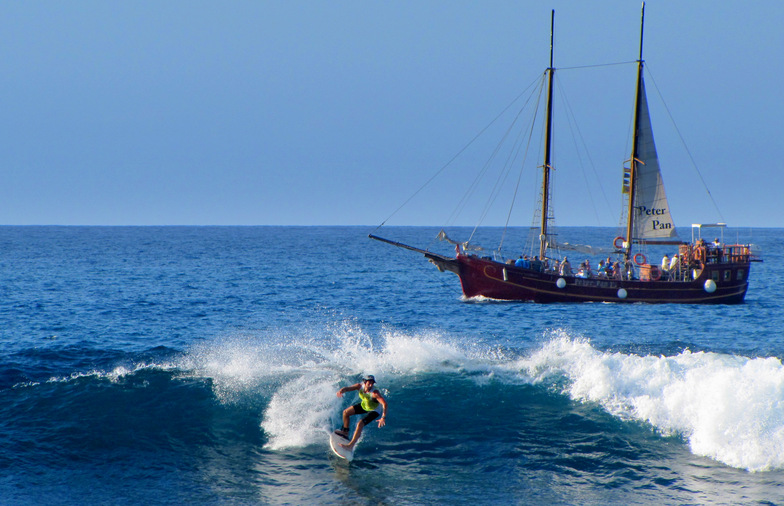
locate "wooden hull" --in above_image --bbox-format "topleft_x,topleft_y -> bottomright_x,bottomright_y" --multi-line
430,254 -> 749,304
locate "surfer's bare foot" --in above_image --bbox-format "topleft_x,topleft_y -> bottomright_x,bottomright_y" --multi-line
339,443 -> 353,450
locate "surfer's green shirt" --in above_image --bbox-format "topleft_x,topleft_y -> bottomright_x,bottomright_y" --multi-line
359,389 -> 380,411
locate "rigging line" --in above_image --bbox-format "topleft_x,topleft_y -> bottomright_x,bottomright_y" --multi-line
446,126 -> 510,233
555,78 -> 599,224
618,82 -> 636,231
522,91 -> 550,258
644,64 -> 725,222
455,113 -> 522,239
472,100 -> 533,247
465,75 -> 547,245
557,60 -> 638,71
516,103 -> 556,253
499,86 -> 542,252
444,77 -> 541,232
522,91 -> 549,256
447,114 -> 515,229
445,75 -> 544,240
554,76 -> 614,224
371,75 -> 544,235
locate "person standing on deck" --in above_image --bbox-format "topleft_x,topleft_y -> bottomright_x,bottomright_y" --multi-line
670,254 -> 680,276
560,257 -> 572,276
335,375 -> 388,450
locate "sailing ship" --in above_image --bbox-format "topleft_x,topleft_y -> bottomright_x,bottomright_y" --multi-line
370,5 -> 757,304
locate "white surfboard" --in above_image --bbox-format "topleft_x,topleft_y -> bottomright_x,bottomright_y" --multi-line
329,432 -> 354,461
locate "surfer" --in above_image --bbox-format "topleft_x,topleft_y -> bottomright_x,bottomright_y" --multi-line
334,375 -> 387,450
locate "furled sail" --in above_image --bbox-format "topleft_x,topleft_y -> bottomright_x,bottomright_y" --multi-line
631,78 -> 678,241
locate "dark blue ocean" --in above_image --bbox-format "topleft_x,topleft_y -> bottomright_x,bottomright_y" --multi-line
1,226 -> 783,505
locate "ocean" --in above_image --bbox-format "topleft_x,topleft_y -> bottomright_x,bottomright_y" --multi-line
1,225 -> 782,505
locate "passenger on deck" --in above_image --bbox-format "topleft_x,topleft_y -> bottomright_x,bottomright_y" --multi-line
597,260 -> 607,278
661,254 -> 670,272
712,238 -> 724,262
576,261 -> 592,279
612,261 -> 622,280
531,256 -> 542,272
660,254 -> 670,280
669,254 -> 679,273
560,257 -> 572,277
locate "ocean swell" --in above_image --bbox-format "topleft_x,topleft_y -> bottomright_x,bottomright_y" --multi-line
176,324 -> 784,472
521,332 -> 784,472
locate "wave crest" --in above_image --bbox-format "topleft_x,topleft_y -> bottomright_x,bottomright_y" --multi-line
177,324 -> 784,471
521,332 -> 784,472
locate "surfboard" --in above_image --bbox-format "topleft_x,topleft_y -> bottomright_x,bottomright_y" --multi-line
329,432 -> 354,461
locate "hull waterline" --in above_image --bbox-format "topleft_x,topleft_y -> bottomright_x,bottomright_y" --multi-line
447,254 -> 748,304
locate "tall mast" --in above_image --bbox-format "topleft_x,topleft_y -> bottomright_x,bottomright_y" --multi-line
624,2 -> 645,261
539,10 -> 555,260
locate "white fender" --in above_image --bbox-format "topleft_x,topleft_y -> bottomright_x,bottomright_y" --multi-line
556,277 -> 566,289
617,288 -> 627,299
704,279 -> 717,293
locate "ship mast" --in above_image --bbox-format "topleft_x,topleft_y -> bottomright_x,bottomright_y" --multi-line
539,10 -> 555,260
624,2 -> 646,262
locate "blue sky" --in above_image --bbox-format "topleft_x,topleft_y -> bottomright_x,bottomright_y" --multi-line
1,1 -> 781,226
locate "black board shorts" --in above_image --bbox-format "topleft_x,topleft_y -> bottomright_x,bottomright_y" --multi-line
352,403 -> 381,426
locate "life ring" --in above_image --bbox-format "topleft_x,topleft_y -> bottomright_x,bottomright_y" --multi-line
650,267 -> 661,281
693,246 -> 705,263
633,252 -> 647,266
613,236 -> 625,249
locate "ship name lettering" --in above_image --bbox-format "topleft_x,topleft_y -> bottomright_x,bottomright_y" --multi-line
652,220 -> 673,231
636,206 -> 667,216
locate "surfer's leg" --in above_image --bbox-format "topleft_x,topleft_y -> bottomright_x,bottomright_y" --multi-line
342,422 -> 363,449
341,405 -> 357,429
337,404 -> 362,438
362,410 -> 380,426
342,410 -> 378,449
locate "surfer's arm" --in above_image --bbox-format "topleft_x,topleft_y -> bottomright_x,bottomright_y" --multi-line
373,391 -> 388,427
336,383 -> 361,398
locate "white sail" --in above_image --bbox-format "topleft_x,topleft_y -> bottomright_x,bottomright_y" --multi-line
632,78 -> 678,240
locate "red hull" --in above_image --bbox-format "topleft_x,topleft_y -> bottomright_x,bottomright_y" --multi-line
448,254 -> 749,304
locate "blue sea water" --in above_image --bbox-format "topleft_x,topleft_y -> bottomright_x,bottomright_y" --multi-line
1,225 -> 783,505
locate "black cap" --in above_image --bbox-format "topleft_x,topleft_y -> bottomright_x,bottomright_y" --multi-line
363,375 -> 375,383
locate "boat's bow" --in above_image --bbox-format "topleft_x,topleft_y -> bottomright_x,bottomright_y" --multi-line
368,234 -> 460,274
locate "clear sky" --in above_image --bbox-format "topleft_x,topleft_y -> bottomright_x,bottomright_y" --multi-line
1,1 -> 781,227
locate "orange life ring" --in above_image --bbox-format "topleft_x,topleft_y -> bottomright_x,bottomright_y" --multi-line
633,252 -> 647,266
650,267 -> 661,281
693,246 -> 704,262
613,236 -> 625,249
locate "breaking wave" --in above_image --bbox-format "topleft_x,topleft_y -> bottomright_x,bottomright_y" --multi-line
168,323 -> 784,472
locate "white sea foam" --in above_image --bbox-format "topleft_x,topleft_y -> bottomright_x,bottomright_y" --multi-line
261,372 -> 343,450
180,324 -> 784,471
518,332 -> 784,472
177,323 -> 498,451
257,326 -> 491,450
34,361 -> 177,387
